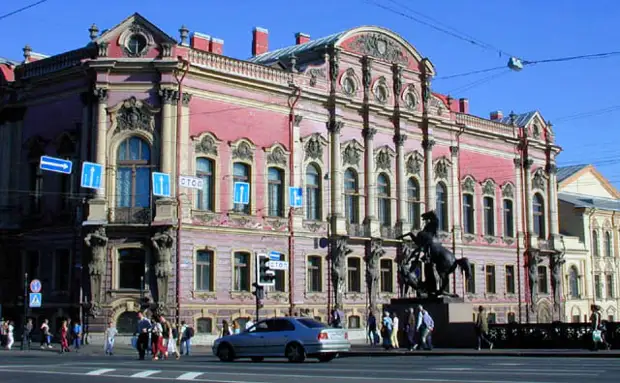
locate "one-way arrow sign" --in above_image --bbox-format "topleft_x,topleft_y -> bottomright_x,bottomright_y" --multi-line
40,156 -> 72,175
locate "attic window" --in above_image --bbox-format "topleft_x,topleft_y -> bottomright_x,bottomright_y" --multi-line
126,34 -> 147,57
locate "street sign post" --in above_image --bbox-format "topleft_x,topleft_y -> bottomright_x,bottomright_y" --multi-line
289,187 -> 303,208
39,155 -> 72,174
152,172 -> 171,197
179,175 -> 204,190
29,293 -> 42,308
29,279 -> 42,293
80,161 -> 103,190
233,182 -> 250,205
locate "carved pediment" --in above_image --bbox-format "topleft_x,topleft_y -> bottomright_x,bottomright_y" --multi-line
503,183 -> 515,198
532,168 -> 547,191
346,33 -> 409,66
230,139 -> 255,161
405,151 -> 423,175
193,132 -> 221,156
374,145 -> 395,171
108,97 -> 160,135
342,139 -> 364,167
264,143 -> 289,166
434,157 -> 451,179
302,133 -> 328,161
462,176 -> 476,193
482,179 -> 496,196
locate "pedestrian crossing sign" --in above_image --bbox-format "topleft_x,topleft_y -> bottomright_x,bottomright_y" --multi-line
29,293 -> 42,308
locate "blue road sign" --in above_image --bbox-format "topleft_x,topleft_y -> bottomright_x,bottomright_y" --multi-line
233,182 -> 250,205
29,279 -> 42,293
152,172 -> 171,197
289,187 -> 303,208
269,251 -> 281,261
81,161 -> 103,190
39,155 -> 72,174
29,293 -> 42,308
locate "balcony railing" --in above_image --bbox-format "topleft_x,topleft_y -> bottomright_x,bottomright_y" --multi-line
111,207 -> 152,224
380,225 -> 397,239
346,222 -> 368,238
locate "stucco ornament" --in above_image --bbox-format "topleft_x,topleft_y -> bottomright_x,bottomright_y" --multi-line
329,236 -> 352,308
375,149 -> 391,170
349,33 -> 409,66
151,227 -> 175,307
462,177 -> 475,193
305,134 -> 324,161
550,248 -> 566,311
406,154 -> 422,175
232,141 -> 254,161
392,64 -> 403,97
110,96 -> 159,135
527,250 -> 542,311
434,159 -> 449,179
329,48 -> 340,84
343,144 -> 361,167
84,226 -> 108,307
532,169 -> 546,191
365,238 -> 385,314
503,183 -> 514,198
195,135 -> 218,156
267,146 -> 287,166
482,180 -> 495,196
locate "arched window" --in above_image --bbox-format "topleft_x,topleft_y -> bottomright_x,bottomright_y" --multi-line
305,164 -> 321,220
569,266 -> 579,298
503,199 -> 514,238
604,231 -> 612,257
436,182 -> 448,231
407,178 -> 420,230
233,162 -> 250,214
377,173 -> 391,227
462,193 -> 474,234
592,230 -> 600,257
116,136 -> 151,209
483,196 -> 495,236
195,158 -> 214,211
532,193 -> 545,239
267,167 -> 284,217
344,168 -> 359,224
116,311 -> 139,334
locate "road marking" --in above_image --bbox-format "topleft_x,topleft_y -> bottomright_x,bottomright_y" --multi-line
490,363 -> 523,366
131,370 -> 161,378
177,372 -> 204,380
434,367 -> 473,371
85,368 -> 115,376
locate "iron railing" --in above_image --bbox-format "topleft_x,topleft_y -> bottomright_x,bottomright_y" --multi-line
488,322 -> 619,349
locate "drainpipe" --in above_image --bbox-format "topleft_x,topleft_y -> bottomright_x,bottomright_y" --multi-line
287,84 -> 301,315
174,57 -> 190,330
453,126 -> 465,294
519,128 -> 531,322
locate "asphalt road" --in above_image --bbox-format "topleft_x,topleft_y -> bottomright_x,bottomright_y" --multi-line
0,350 -> 618,383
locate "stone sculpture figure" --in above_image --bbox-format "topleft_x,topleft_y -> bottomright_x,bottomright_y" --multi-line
549,250 -> 566,311
329,236 -> 352,308
398,240 -> 423,297
151,227 -> 175,311
365,238 -> 385,314
527,250 -> 542,311
84,226 -> 108,315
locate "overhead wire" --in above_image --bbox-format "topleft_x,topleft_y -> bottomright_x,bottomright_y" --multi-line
0,0 -> 50,21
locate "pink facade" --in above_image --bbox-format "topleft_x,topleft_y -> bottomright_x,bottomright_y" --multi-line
0,13 -> 563,334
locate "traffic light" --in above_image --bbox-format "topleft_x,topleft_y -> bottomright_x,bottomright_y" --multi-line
256,253 -> 276,287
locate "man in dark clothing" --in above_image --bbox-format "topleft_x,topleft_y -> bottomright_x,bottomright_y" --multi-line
135,312 -> 152,360
21,318 -> 33,351
475,305 -> 493,350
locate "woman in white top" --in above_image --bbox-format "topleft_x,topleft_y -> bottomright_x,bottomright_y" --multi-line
40,319 -> 52,348
104,321 -> 118,355
6,321 -> 14,350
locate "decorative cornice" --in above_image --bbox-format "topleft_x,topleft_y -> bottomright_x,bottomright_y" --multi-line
326,119 -> 344,134
422,138 -> 435,151
393,133 -> 407,146
159,88 -> 176,105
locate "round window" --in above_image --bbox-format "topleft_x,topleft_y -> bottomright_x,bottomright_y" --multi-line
342,77 -> 355,95
126,34 -> 147,56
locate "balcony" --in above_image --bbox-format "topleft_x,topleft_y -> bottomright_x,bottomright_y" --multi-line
346,222 -> 368,238
111,207 -> 152,224
380,225 -> 398,239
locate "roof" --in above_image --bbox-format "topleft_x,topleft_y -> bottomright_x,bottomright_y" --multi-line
558,192 -> 620,212
557,165 -> 589,183
499,111 -> 536,127
0,57 -> 17,65
247,31 -> 346,64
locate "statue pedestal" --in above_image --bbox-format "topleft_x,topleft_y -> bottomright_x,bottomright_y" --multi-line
383,296 -> 474,348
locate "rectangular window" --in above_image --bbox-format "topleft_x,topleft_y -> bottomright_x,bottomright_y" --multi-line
463,194 -> 475,234
380,259 -> 393,293
485,265 -> 496,294
537,266 -> 548,294
274,253 -> 286,292
505,265 -> 515,294
307,256 -> 322,292
26,250 -> 40,279
195,250 -> 214,291
503,199 -> 514,238
118,248 -> 146,290
54,249 -> 71,292
306,164 -> 321,221
233,252 -> 250,292
483,197 -> 495,236
595,274 -> 602,300
347,257 -> 361,293
466,263 -> 476,294
606,274 -> 614,299
267,167 -> 284,217
195,158 -> 214,211
29,163 -> 43,213
233,163 -> 251,214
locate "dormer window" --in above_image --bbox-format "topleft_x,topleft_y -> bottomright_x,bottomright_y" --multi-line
127,34 -> 147,56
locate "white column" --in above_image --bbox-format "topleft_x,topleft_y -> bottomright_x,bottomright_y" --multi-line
328,119 -> 345,234
514,158 -> 524,239
363,128 -> 377,221
450,146 -> 461,234
94,88 -> 108,199
423,138 -> 435,211
395,133 -> 407,226
179,93 -> 191,207
159,89 -> 174,178
524,159 -> 534,237
547,162 -> 559,237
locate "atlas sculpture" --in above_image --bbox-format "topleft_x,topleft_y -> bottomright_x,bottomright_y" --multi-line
397,210 -> 472,297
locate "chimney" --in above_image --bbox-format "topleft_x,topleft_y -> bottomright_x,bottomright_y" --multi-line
252,27 -> 269,56
490,110 -> 503,121
459,98 -> 469,114
295,32 -> 310,45
190,32 -> 211,52
210,38 -> 224,55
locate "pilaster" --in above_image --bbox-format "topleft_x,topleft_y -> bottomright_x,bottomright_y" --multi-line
328,118 -> 346,235
546,162 -> 560,245
423,137 -> 435,211
394,133 -> 407,230
514,158 -> 525,246
524,159 -> 534,244
87,87 -> 108,222
292,114 -> 304,229
363,127 -> 379,236
449,145 -> 461,240
159,88 -> 175,177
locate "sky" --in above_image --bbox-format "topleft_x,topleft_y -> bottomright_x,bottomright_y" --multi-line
2,0 -> 620,188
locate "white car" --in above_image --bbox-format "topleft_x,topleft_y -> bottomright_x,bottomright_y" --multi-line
212,317 -> 350,363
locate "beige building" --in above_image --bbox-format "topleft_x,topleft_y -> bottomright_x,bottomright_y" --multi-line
558,164 -> 620,323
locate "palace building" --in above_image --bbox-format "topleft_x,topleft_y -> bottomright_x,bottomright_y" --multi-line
0,13 -> 561,336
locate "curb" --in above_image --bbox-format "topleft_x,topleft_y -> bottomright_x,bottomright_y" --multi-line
341,350 -> 620,358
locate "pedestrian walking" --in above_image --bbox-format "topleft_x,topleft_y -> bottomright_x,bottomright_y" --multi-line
475,306 -> 493,350
72,320 -> 82,351
135,312 -> 151,360
21,318 -> 33,351
417,306 -> 434,350
590,304 -> 611,350
40,319 -> 52,348
180,321 -> 194,356
59,320 -> 70,353
5,320 -> 14,350
381,311 -> 393,350
390,312 -> 400,349
367,311 -> 379,346
406,308 -> 419,351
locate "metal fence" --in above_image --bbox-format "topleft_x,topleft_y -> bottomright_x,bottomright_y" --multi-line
488,322 -> 619,349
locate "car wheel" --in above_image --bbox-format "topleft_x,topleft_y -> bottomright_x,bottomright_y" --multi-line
285,342 -> 306,363
250,357 -> 264,362
217,343 -> 235,362
317,353 -> 337,362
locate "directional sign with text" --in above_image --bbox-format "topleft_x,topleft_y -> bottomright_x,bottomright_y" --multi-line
81,161 -> 103,189
40,156 -> 72,174
233,182 -> 250,205
152,172 -> 171,197
29,293 -> 42,308
179,175 -> 204,190
29,279 -> 42,293
267,260 -> 288,270
289,187 -> 303,208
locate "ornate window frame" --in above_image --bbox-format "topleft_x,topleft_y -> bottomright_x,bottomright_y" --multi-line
377,171 -> 393,228
401,84 -> 419,111
229,138 -> 256,215
345,255 -> 364,295
371,76 -> 390,104
192,315 -> 216,334
302,133 -> 328,165
112,243 -> 150,292
304,162 -> 323,222
340,68 -> 360,97
484,263 -> 497,296
230,249 -> 254,299
305,254 -> 326,297
532,191 -> 547,240
504,264 -> 516,295
117,22 -> 156,58
263,143 -> 290,220
192,132 -> 221,214
434,156 -> 452,234
379,257 -> 395,294
461,175 -> 477,240
501,182 -> 516,241
481,178 -> 497,242
406,176 -> 422,230
342,139 -> 364,170
532,167 -> 547,192
405,150 -> 425,207
192,246 -> 217,299
374,145 -> 396,175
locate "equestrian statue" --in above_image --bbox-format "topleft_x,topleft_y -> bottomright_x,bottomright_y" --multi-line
397,210 -> 472,297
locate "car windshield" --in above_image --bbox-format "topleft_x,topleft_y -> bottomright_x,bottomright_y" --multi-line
297,318 -> 327,328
